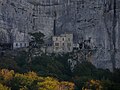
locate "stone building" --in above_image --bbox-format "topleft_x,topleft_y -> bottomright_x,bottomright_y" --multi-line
53,33 -> 73,53
13,33 -> 29,49
12,28 -> 29,49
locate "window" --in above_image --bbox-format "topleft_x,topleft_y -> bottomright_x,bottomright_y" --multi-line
63,43 -> 64,46
68,47 -> 71,51
67,43 -> 71,46
55,47 -> 59,50
62,38 -> 64,41
25,43 -> 26,47
56,38 -> 58,41
55,43 -> 59,46
16,43 -> 18,46
68,38 -> 70,41
20,43 -> 22,47
32,26 -> 34,29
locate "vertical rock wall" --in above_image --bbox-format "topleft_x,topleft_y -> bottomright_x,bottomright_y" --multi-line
0,0 -> 33,43
0,0 -> 120,70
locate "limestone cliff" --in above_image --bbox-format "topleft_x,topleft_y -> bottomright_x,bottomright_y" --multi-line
0,0 -> 120,70
0,0 -> 33,43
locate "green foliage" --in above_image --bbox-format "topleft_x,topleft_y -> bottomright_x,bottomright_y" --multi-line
28,54 -> 71,80
0,57 -> 19,71
112,69 -> 120,83
73,62 -> 96,76
28,31 -> 45,63
14,51 -> 29,73
29,32 -> 44,48
1,51 -> 120,90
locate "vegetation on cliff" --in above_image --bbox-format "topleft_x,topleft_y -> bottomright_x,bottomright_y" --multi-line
0,69 -> 74,90
1,52 -> 120,90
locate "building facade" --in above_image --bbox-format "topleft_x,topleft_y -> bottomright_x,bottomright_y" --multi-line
53,33 -> 73,53
13,29 -> 29,49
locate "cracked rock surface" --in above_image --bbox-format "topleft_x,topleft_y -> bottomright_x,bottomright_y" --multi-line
0,0 -> 120,70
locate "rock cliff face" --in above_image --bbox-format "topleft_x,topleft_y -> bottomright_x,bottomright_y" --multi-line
0,0 -> 33,43
0,0 -> 120,71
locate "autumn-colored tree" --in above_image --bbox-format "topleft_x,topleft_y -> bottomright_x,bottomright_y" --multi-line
0,69 -> 14,82
60,81 -> 74,90
82,80 -> 103,90
0,69 -> 74,90
0,83 -> 11,90
37,77 -> 60,90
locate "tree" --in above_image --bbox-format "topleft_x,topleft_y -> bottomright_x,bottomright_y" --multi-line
0,69 -> 14,81
37,77 -> 60,90
29,32 -> 44,48
28,31 -> 45,63
0,69 -> 74,90
0,83 -> 11,90
82,80 -> 103,90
